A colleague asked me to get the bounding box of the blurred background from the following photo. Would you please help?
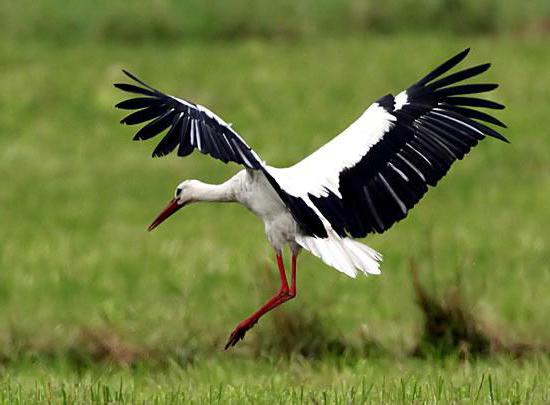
[0,0,549,402]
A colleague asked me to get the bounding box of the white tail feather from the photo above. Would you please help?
[296,234,382,278]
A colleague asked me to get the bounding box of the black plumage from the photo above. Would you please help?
[114,49,507,243]
[115,71,262,169]
[307,48,508,238]
[115,71,328,237]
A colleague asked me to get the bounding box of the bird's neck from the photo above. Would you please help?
[190,179,238,203]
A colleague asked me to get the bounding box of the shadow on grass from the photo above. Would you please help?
[253,307,387,360]
[409,260,545,360]
[248,261,388,359]
[0,259,547,368]
[67,327,148,368]
[248,259,547,361]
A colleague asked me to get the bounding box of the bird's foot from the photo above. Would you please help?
[224,318,258,349]
[224,286,296,350]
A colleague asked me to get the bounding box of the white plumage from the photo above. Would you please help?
[115,48,507,348]
[268,103,395,199]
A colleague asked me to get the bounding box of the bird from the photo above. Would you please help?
[114,48,507,349]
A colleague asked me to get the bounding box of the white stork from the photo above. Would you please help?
[115,48,507,349]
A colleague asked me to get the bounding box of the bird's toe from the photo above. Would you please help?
[224,319,257,349]
[224,329,244,349]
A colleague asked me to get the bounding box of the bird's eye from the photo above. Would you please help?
[175,187,182,198]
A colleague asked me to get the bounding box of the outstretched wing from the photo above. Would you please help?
[115,70,262,170]
[270,48,508,238]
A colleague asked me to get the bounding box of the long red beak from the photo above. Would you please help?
[147,199,185,231]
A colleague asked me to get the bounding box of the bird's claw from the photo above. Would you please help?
[224,319,257,349]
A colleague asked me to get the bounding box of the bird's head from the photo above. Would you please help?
[147,180,195,231]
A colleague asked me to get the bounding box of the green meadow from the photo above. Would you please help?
[1,2,549,402]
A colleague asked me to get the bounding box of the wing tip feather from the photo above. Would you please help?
[122,69,149,87]
[417,47,472,86]
[493,132,510,143]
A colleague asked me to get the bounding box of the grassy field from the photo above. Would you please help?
[1,31,549,402]
[2,0,549,42]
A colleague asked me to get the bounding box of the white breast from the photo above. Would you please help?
[235,170,299,251]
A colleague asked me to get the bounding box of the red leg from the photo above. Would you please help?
[290,254,297,297]
[225,253,298,349]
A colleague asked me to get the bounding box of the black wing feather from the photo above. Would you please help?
[152,115,183,157]
[443,96,505,110]
[120,104,167,125]
[115,72,262,170]
[114,83,158,97]
[442,105,507,127]
[417,48,471,86]
[133,109,176,141]
[116,97,163,110]
[434,83,499,97]
[177,116,194,157]
[426,63,490,90]
[304,49,507,238]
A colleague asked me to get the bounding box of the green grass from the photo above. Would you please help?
[1,33,549,402]
[1,0,549,43]
[1,357,549,403]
